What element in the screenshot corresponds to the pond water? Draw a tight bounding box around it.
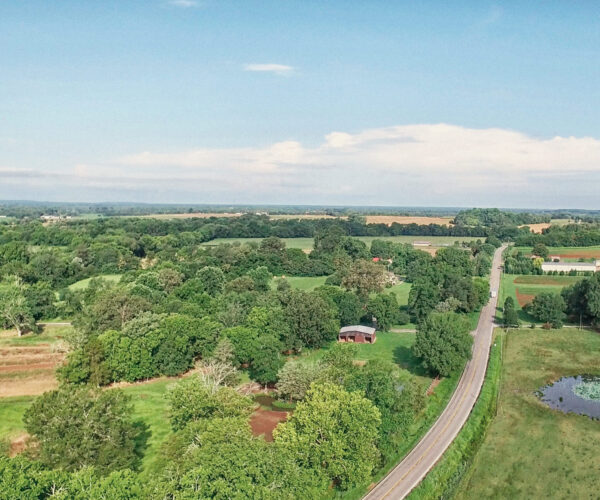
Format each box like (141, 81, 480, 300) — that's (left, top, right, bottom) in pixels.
(538, 375, 600, 419)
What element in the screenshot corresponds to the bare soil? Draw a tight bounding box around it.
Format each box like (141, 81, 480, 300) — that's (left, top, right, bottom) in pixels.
(0, 344, 64, 398)
(9, 433, 30, 457)
(515, 290, 536, 308)
(250, 409, 289, 442)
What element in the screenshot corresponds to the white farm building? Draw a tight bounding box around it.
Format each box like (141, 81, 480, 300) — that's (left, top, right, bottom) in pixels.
(541, 260, 600, 273)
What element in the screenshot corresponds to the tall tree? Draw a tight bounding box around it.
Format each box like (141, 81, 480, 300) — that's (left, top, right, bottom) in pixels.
(413, 312, 473, 377)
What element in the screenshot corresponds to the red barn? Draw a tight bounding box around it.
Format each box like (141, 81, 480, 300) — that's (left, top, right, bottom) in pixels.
(338, 325, 376, 344)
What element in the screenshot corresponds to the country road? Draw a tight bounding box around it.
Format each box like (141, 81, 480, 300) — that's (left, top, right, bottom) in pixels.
(364, 244, 507, 500)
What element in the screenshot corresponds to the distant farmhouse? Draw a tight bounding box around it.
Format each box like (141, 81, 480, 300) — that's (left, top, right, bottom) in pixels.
(541, 260, 600, 273)
(338, 325, 376, 344)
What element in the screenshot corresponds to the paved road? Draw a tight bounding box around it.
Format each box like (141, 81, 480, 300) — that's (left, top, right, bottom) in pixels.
(364, 244, 506, 500)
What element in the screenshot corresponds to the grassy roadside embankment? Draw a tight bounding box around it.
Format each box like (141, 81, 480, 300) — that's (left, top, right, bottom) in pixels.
(406, 330, 504, 499)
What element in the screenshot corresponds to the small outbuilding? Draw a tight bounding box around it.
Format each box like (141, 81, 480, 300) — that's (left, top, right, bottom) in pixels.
(338, 325, 376, 344)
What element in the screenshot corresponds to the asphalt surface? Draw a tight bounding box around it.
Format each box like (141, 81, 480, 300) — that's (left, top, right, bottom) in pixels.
(363, 244, 506, 500)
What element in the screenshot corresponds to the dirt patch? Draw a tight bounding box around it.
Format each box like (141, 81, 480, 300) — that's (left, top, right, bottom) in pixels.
(516, 290, 536, 308)
(1, 377, 59, 397)
(417, 247, 439, 256)
(426, 376, 441, 396)
(519, 223, 551, 234)
(554, 250, 600, 259)
(250, 410, 289, 442)
(9, 433, 30, 457)
(365, 216, 454, 226)
(513, 276, 575, 286)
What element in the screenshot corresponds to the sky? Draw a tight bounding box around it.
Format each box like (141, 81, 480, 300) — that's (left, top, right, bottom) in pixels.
(1, 0, 600, 208)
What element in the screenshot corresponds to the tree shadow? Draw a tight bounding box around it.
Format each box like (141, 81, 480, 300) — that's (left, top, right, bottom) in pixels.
(393, 345, 428, 377)
(132, 420, 151, 471)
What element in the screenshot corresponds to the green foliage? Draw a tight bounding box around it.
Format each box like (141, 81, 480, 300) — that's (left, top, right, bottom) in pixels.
(276, 361, 323, 402)
(413, 312, 473, 377)
(368, 292, 401, 331)
(152, 417, 325, 499)
(23, 387, 142, 474)
(166, 375, 254, 431)
(248, 334, 283, 384)
(503, 296, 519, 328)
(284, 290, 339, 348)
(274, 382, 381, 489)
(526, 292, 566, 328)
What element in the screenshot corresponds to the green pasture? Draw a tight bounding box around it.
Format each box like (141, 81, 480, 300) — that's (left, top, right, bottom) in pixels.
(68, 274, 122, 291)
(202, 235, 479, 251)
(0, 324, 72, 347)
(383, 281, 411, 305)
(455, 328, 600, 499)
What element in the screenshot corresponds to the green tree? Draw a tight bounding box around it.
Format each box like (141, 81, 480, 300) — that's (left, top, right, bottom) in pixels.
(341, 259, 386, 299)
(527, 292, 566, 328)
(413, 312, 473, 377)
(503, 296, 519, 327)
(532, 243, 549, 259)
(197, 266, 225, 296)
(249, 334, 283, 385)
(23, 387, 142, 474)
(0, 277, 36, 336)
(247, 266, 272, 292)
(167, 375, 254, 431)
(367, 293, 401, 331)
(284, 290, 339, 348)
(276, 361, 323, 402)
(274, 382, 381, 489)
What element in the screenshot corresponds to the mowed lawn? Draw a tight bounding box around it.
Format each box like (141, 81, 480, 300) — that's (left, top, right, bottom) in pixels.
(456, 328, 600, 499)
(202, 235, 479, 251)
(499, 274, 583, 324)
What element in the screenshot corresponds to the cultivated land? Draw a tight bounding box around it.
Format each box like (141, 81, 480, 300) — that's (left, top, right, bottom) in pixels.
(364, 216, 454, 226)
(499, 273, 583, 321)
(201, 235, 479, 251)
(455, 328, 600, 499)
(514, 245, 600, 261)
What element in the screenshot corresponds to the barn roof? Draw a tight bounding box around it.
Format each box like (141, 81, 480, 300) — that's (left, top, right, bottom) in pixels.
(339, 325, 376, 335)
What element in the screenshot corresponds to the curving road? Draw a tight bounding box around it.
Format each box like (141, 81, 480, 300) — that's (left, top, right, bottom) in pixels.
(364, 244, 506, 500)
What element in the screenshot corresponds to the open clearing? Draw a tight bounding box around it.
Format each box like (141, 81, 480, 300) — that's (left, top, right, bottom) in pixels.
(455, 328, 600, 499)
(0, 325, 71, 398)
(365, 216, 454, 226)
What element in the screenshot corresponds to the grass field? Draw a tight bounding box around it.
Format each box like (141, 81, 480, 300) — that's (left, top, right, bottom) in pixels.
(68, 274, 122, 291)
(383, 281, 411, 305)
(455, 328, 600, 499)
(202, 235, 479, 251)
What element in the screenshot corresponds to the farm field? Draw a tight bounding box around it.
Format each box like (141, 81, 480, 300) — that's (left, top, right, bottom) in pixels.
(499, 274, 583, 322)
(0, 324, 71, 398)
(455, 328, 600, 499)
(202, 235, 479, 251)
(514, 245, 600, 261)
(364, 216, 454, 226)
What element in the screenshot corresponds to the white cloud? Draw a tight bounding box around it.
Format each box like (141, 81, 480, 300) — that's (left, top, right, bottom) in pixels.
(168, 0, 198, 8)
(4, 124, 600, 207)
(243, 63, 294, 76)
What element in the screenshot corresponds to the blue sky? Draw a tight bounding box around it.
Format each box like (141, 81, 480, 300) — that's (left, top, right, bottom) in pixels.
(1, 1, 600, 208)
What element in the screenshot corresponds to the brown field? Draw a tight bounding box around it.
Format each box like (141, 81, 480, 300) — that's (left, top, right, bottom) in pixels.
(365, 216, 454, 226)
(136, 212, 244, 219)
(518, 222, 551, 234)
(554, 250, 600, 259)
(0, 344, 64, 397)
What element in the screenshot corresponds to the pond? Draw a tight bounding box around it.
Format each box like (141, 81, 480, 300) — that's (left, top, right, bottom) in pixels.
(538, 375, 600, 419)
